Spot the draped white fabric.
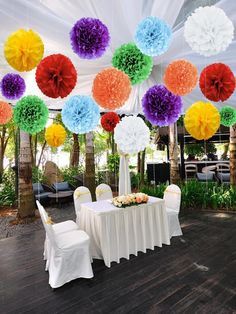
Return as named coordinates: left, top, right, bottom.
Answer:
left=0, top=0, right=235, bottom=113
left=79, top=197, right=170, bottom=267
left=118, top=154, right=131, bottom=195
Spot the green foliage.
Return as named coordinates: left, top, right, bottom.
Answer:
left=0, top=169, right=16, bottom=206
left=185, top=143, right=216, bottom=158
left=141, top=181, right=236, bottom=211
left=32, top=167, right=47, bottom=183
left=60, top=166, right=84, bottom=186
left=131, top=173, right=140, bottom=189
left=107, top=153, right=120, bottom=173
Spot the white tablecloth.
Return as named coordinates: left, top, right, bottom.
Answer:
left=79, top=197, right=170, bottom=267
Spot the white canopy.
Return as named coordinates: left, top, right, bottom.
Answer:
left=0, top=0, right=235, bottom=113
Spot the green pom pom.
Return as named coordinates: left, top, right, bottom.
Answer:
left=112, top=43, right=153, bottom=85
left=14, top=95, right=48, bottom=134
left=220, top=106, right=236, bottom=127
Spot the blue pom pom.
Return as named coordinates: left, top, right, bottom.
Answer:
left=134, top=16, right=172, bottom=56
left=62, top=95, right=100, bottom=134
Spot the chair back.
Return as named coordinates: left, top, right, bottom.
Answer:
left=216, top=163, right=230, bottom=173
left=36, top=201, right=58, bottom=249
left=164, top=184, right=181, bottom=213
left=185, top=164, right=197, bottom=180
left=96, top=183, right=113, bottom=201
left=73, top=186, right=92, bottom=215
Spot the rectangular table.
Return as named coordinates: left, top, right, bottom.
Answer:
left=79, top=197, right=170, bottom=267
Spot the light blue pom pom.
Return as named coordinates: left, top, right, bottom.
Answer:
left=134, top=16, right=172, bottom=56
left=62, top=95, right=100, bottom=134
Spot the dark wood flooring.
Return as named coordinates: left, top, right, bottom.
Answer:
left=0, top=212, right=236, bottom=314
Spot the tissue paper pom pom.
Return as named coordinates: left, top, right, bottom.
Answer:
left=36, top=54, right=77, bottom=99
left=114, top=116, right=150, bottom=154
left=70, top=17, right=110, bottom=59
left=101, top=112, right=120, bottom=132
left=184, top=101, right=220, bottom=140
left=142, top=84, right=183, bottom=126
left=112, top=43, right=153, bottom=85
left=92, top=68, right=131, bottom=109
left=0, top=101, right=12, bottom=125
left=199, top=63, right=235, bottom=102
left=62, top=95, right=100, bottom=134
left=14, top=96, right=48, bottom=134
left=0, top=73, right=26, bottom=100
left=134, top=16, right=172, bottom=56
left=220, top=106, right=236, bottom=127
left=164, top=60, right=198, bottom=96
left=45, top=124, right=66, bottom=147
left=4, top=29, right=44, bottom=71
left=184, top=6, right=234, bottom=56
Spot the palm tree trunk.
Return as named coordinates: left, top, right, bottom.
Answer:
left=169, top=123, right=180, bottom=184
left=230, top=124, right=236, bottom=187
left=84, top=132, right=96, bottom=200
left=70, top=133, right=80, bottom=167
left=18, top=130, right=35, bottom=218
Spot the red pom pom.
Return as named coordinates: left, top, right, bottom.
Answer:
left=199, top=63, right=235, bottom=102
left=36, top=54, right=77, bottom=98
left=101, top=112, right=120, bottom=132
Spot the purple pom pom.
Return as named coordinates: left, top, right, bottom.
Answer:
left=142, top=84, right=183, bottom=126
left=0, top=73, right=26, bottom=100
left=70, top=17, right=110, bottom=59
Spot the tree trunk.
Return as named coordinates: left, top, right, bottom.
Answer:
left=140, top=149, right=146, bottom=187
left=70, top=133, right=80, bottom=167
left=84, top=132, right=96, bottom=200
left=0, top=125, right=9, bottom=182
left=137, top=152, right=141, bottom=174
left=169, top=123, right=180, bottom=184
left=18, top=130, right=35, bottom=218
left=230, top=124, right=236, bottom=187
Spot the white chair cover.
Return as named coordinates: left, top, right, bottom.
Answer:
left=36, top=201, right=94, bottom=288
left=119, top=154, right=131, bottom=196
left=95, top=183, right=113, bottom=201
left=163, top=185, right=183, bottom=238
left=73, top=186, right=92, bottom=223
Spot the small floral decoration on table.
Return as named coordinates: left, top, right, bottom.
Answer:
left=112, top=193, right=149, bottom=208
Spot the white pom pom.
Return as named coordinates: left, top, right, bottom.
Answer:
left=184, top=6, right=234, bottom=57
left=114, top=116, right=150, bottom=154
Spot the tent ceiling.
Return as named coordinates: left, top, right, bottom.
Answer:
left=0, top=0, right=235, bottom=113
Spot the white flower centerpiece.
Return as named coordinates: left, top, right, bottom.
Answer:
left=112, top=193, right=149, bottom=208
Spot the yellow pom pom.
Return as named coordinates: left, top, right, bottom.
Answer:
left=45, top=124, right=66, bottom=147
left=184, top=101, right=220, bottom=140
left=4, top=29, right=44, bottom=72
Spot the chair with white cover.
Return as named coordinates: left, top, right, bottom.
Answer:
left=74, top=186, right=92, bottom=224
left=36, top=201, right=93, bottom=288
left=95, top=183, right=113, bottom=201
left=163, top=184, right=182, bottom=238
left=37, top=204, right=78, bottom=262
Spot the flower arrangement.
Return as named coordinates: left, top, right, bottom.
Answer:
left=112, top=193, right=149, bottom=208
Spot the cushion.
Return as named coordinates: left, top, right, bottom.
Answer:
left=218, top=173, right=230, bottom=182
left=52, top=182, right=71, bottom=191
left=33, top=183, right=44, bottom=194
left=35, top=192, right=52, bottom=200
left=196, top=172, right=214, bottom=181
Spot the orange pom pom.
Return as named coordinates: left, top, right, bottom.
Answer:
left=0, top=101, right=12, bottom=124
left=92, top=67, right=131, bottom=109
left=164, top=60, right=198, bottom=96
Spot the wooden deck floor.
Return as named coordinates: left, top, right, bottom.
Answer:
left=0, top=212, right=236, bottom=314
